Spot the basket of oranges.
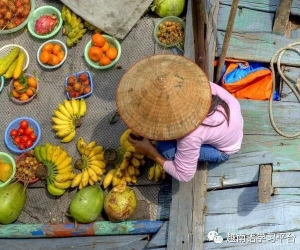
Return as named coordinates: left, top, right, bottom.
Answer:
left=84, top=34, right=121, bottom=69
left=37, top=39, right=67, bottom=69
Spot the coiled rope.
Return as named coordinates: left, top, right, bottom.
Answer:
left=269, top=41, right=300, bottom=138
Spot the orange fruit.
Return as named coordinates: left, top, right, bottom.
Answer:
left=19, top=93, right=30, bottom=101
left=106, top=47, right=118, bottom=60
left=48, top=54, right=60, bottom=66
left=13, top=80, right=21, bottom=88
left=92, top=33, right=106, bottom=47
left=25, top=87, right=35, bottom=97
left=52, top=44, right=62, bottom=55
left=88, top=46, right=103, bottom=62
left=27, top=77, right=37, bottom=89
left=12, top=89, right=21, bottom=98
left=0, top=162, right=13, bottom=182
left=101, top=42, right=110, bottom=52
left=42, top=43, right=54, bottom=53
left=57, top=51, right=65, bottom=62
left=39, top=51, right=50, bottom=64
left=99, top=55, right=111, bottom=66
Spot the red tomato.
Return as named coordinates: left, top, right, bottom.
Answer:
left=18, top=142, right=26, bottom=150
left=25, top=139, right=33, bottom=148
left=17, top=127, right=25, bottom=136
left=21, top=135, right=29, bottom=143
left=13, top=136, right=21, bottom=145
left=10, top=129, right=18, bottom=138
left=29, top=133, right=37, bottom=142
left=20, top=120, right=29, bottom=130
left=24, top=127, right=34, bottom=136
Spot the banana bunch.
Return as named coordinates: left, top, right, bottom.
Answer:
left=71, top=137, right=107, bottom=189
left=148, top=162, right=166, bottom=182
left=52, top=98, right=87, bottom=143
left=34, top=143, right=75, bottom=196
left=0, top=47, right=25, bottom=79
left=83, top=20, right=102, bottom=33
left=61, top=5, right=87, bottom=47
left=102, top=129, right=145, bottom=189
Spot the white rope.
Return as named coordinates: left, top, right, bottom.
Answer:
left=269, top=42, right=300, bottom=138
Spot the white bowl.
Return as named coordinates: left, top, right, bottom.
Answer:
left=0, top=44, right=30, bottom=71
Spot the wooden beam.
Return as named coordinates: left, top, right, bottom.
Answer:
left=273, top=0, right=293, bottom=35
left=215, top=0, right=240, bottom=83
left=191, top=0, right=208, bottom=75
left=167, top=162, right=208, bottom=250
left=258, top=164, right=273, bottom=203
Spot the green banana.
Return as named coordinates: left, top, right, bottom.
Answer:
left=34, top=146, right=43, bottom=162
left=47, top=180, right=66, bottom=196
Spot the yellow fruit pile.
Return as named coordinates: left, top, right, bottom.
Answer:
left=147, top=162, right=166, bottom=182
left=52, top=98, right=87, bottom=143
left=34, top=143, right=75, bottom=196
left=102, top=129, right=145, bottom=189
left=71, top=137, right=107, bottom=189
left=0, top=160, right=13, bottom=182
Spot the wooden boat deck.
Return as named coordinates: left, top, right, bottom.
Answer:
left=2, top=0, right=300, bottom=249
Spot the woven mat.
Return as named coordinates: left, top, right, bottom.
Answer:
left=0, top=0, right=176, bottom=224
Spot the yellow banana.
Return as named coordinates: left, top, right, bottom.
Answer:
left=131, top=175, right=137, bottom=184
left=83, top=146, right=93, bottom=157
left=88, top=178, right=95, bottom=186
left=115, top=168, right=124, bottom=178
left=134, top=168, right=140, bottom=176
left=57, top=165, right=73, bottom=174
left=56, top=156, right=72, bottom=170
left=124, top=169, right=132, bottom=183
left=58, top=104, right=72, bottom=119
left=53, top=150, right=69, bottom=166
left=76, top=137, right=87, bottom=155
left=52, top=116, right=73, bottom=126
left=119, top=159, right=129, bottom=170
left=131, top=157, right=140, bottom=168
left=56, top=128, right=74, bottom=139
left=126, top=145, right=136, bottom=153
left=78, top=98, right=87, bottom=117
left=55, top=172, right=72, bottom=183
left=127, top=165, right=136, bottom=176
left=61, top=130, right=76, bottom=143
left=87, top=167, right=98, bottom=183
left=63, top=99, right=74, bottom=117
left=47, top=183, right=66, bottom=196
left=52, top=124, right=73, bottom=132
left=51, top=146, right=63, bottom=162
left=46, top=144, right=55, bottom=162
left=86, top=140, right=97, bottom=149
left=112, top=175, right=122, bottom=186
left=103, top=169, right=116, bottom=189
left=54, top=180, right=72, bottom=189
left=133, top=153, right=144, bottom=159
left=71, top=98, right=79, bottom=117
left=54, top=109, right=72, bottom=121
left=88, top=153, right=104, bottom=161
left=88, top=160, right=106, bottom=169
left=154, top=163, right=162, bottom=182
left=120, top=129, right=131, bottom=148
left=123, top=151, right=132, bottom=159
left=71, top=173, right=82, bottom=188
left=69, top=172, right=76, bottom=180
left=88, top=147, right=104, bottom=158
left=88, top=164, right=104, bottom=176
left=148, top=165, right=155, bottom=180
left=81, top=169, right=89, bottom=187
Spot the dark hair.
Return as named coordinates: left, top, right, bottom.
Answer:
left=202, top=95, right=230, bottom=127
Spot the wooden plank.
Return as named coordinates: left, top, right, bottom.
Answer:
left=216, top=31, right=300, bottom=66
left=205, top=186, right=300, bottom=237
left=0, top=220, right=163, bottom=238
left=167, top=162, right=208, bottom=250
left=274, top=188, right=300, bottom=195
left=280, top=66, right=300, bottom=103
left=239, top=100, right=300, bottom=135
left=272, top=172, right=300, bottom=187
left=206, top=0, right=219, bottom=81
left=1, top=235, right=148, bottom=250
left=272, top=0, right=293, bottom=36
left=258, top=164, right=273, bottom=203
left=218, top=5, right=274, bottom=33
left=204, top=231, right=299, bottom=249
left=183, top=0, right=195, bottom=61
left=220, top=0, right=300, bottom=14
left=148, top=221, right=168, bottom=247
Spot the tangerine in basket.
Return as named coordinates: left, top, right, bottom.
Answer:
left=106, top=47, right=118, bottom=60
left=99, top=55, right=111, bottom=66
left=88, top=46, right=103, bottom=62
left=92, top=33, right=106, bottom=47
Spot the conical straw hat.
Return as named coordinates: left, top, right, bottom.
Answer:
left=116, top=54, right=212, bottom=140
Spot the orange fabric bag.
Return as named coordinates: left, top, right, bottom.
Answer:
left=221, top=59, right=272, bottom=100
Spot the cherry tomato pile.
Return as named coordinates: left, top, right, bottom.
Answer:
left=9, top=119, right=37, bottom=150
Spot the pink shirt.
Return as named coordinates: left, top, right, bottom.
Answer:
left=163, top=82, right=244, bottom=182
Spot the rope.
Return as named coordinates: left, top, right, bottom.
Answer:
left=269, top=41, right=300, bottom=138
